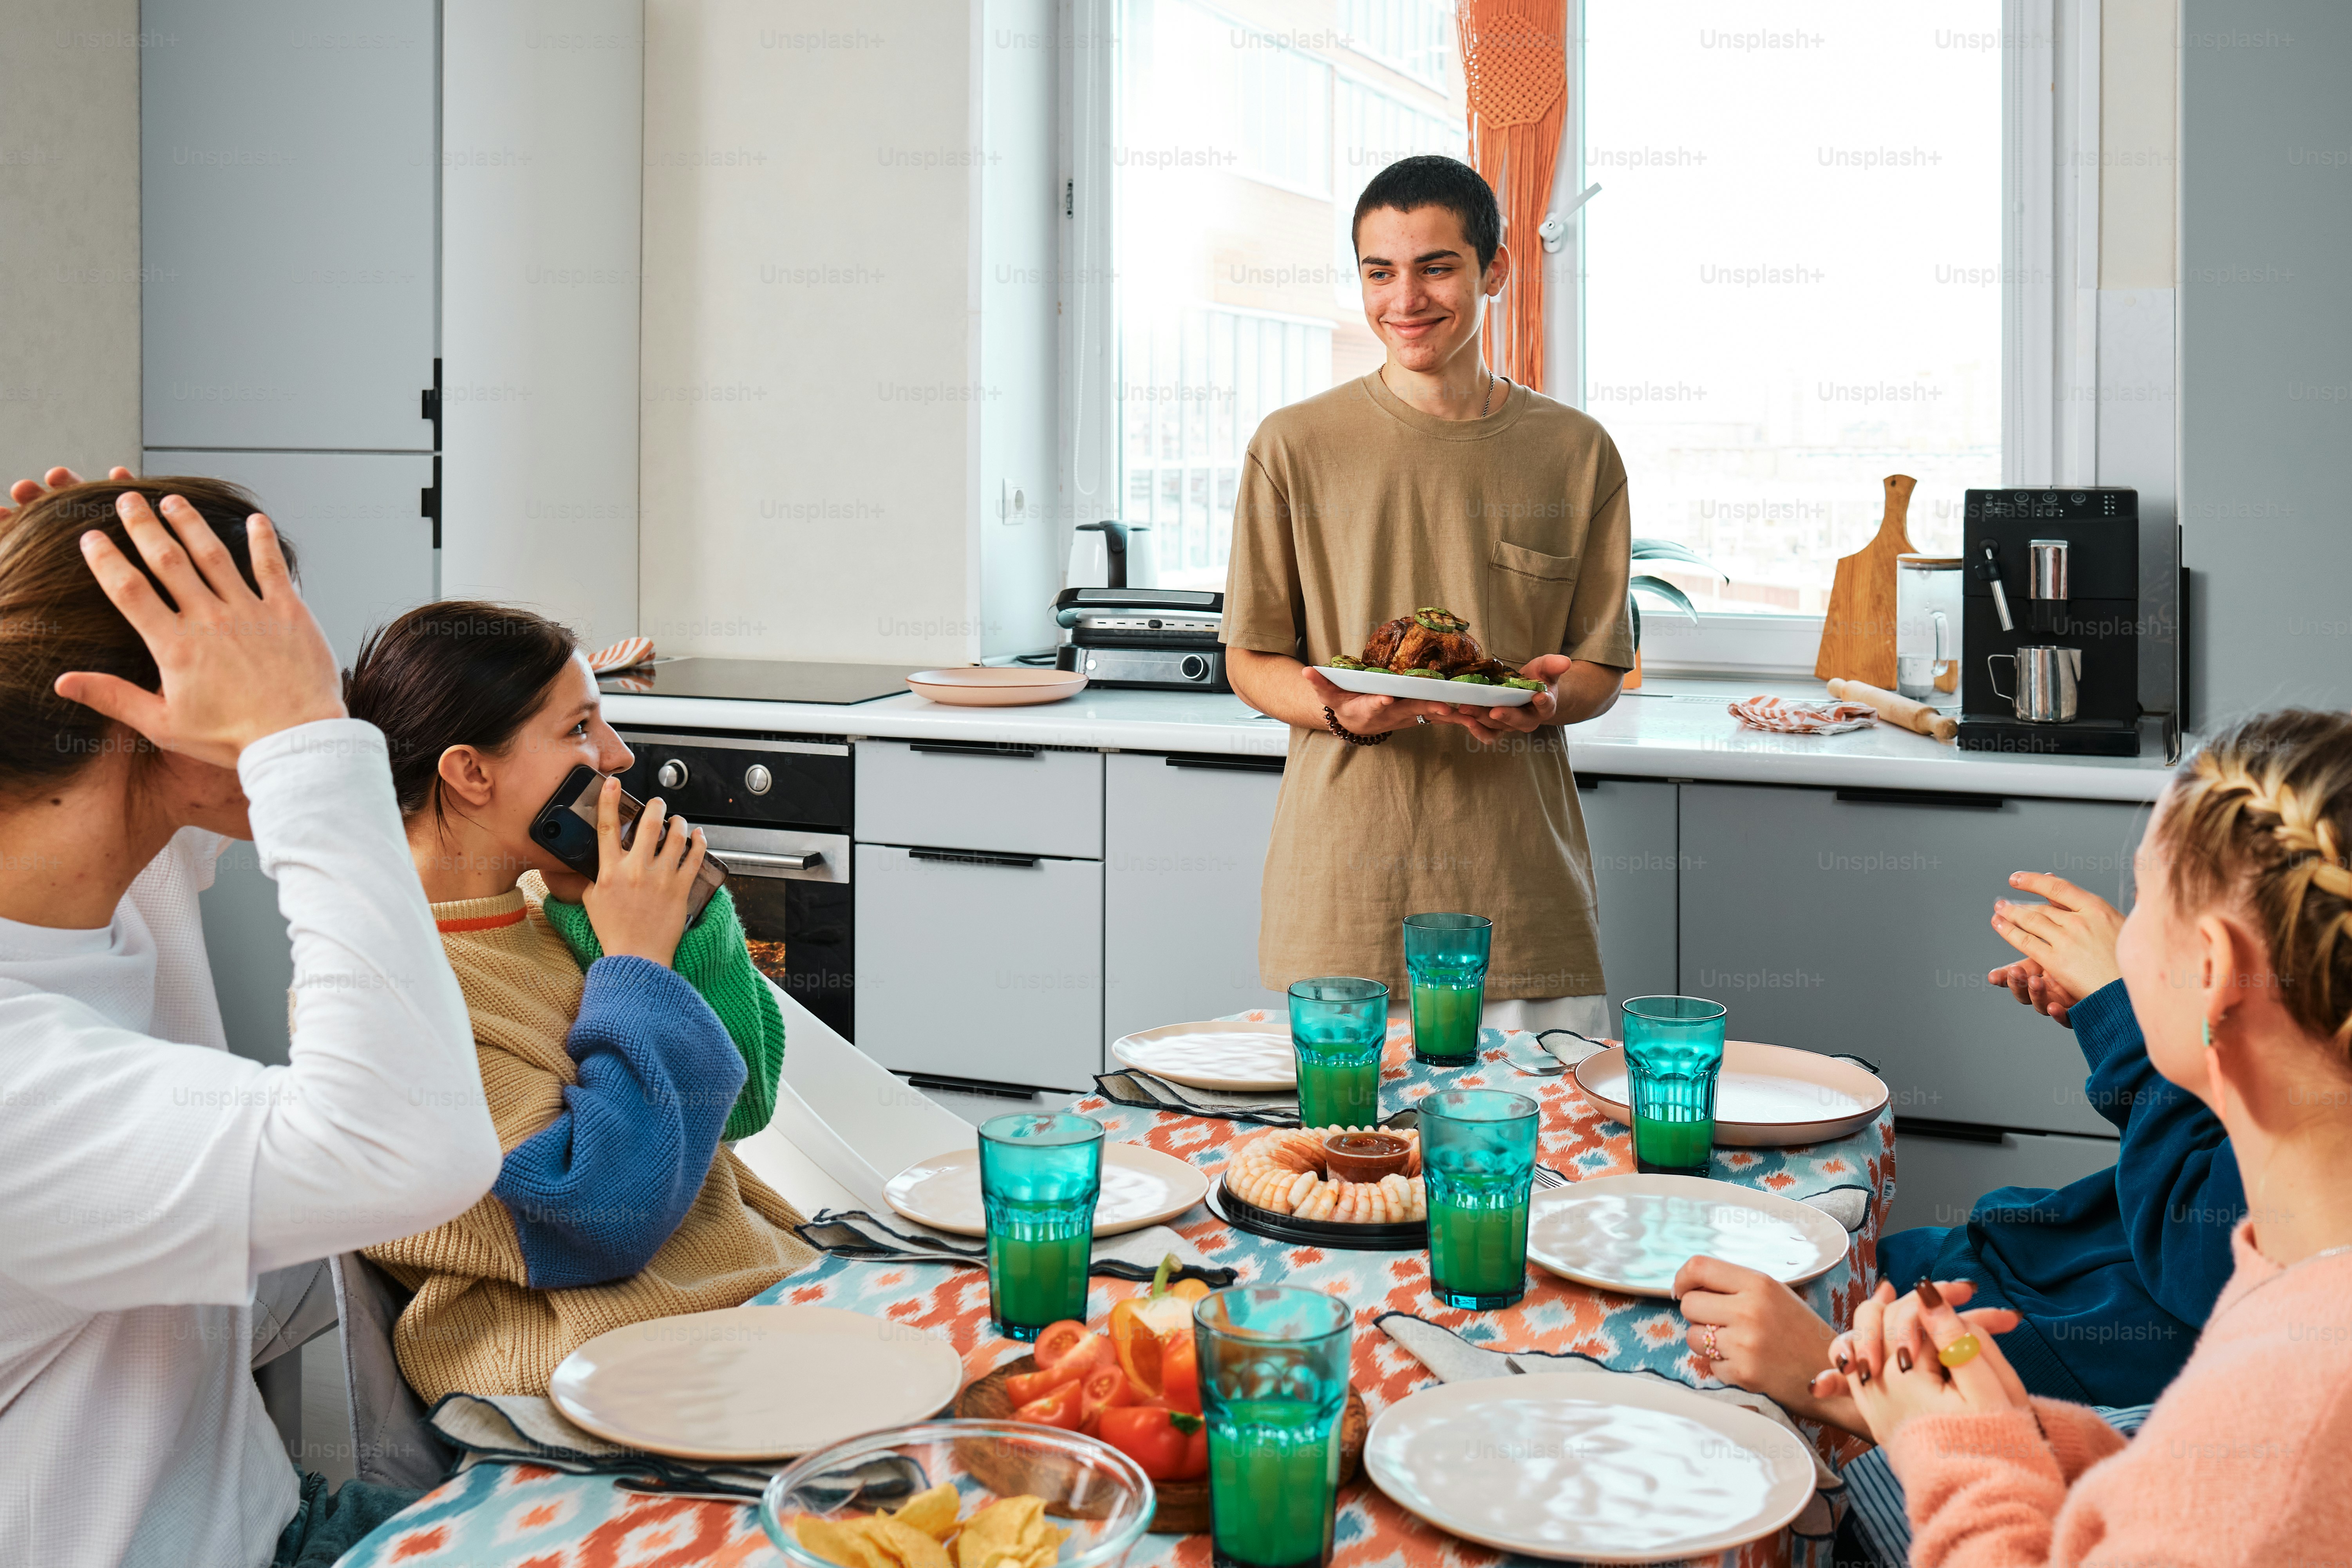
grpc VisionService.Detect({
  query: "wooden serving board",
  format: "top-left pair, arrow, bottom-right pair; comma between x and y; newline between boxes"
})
956,1356 -> 1369,1536
1813,474 -> 1917,687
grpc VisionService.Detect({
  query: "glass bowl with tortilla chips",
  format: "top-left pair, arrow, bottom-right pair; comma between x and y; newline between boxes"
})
759,1418 -> 1157,1568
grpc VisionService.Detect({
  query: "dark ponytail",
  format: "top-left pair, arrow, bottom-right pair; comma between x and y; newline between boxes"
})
342,600 -> 578,822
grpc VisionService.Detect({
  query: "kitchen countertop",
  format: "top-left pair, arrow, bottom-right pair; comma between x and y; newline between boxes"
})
602,676 -> 2177,803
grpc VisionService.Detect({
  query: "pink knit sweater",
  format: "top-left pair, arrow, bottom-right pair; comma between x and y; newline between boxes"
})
1888,1223 -> 2352,1568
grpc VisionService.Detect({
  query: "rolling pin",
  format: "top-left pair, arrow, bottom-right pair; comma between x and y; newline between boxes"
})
1828,678 -> 1959,743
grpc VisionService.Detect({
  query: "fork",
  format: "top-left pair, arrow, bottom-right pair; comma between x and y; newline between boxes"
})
1531,1163 -> 1568,1190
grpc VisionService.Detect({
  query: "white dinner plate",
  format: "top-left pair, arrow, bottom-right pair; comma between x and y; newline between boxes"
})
548,1305 -> 963,1461
1525,1174 -> 1849,1298
882,1142 -> 1209,1238
1573,1041 -> 1889,1147
1363,1372 -> 1817,1562
1111,1020 -> 1296,1091
1313,665 -> 1539,705
905,667 -> 1087,706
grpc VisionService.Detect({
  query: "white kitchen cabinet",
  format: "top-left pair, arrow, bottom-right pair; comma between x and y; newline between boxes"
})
1882,1128 -> 2121,1239
145,449 -> 436,666
853,844 -> 1105,1092
1678,784 -> 2144,1137
1578,777 -> 1679,1018
857,740 -> 1104,859
1103,752 -> 1286,1042
141,0 -> 437,452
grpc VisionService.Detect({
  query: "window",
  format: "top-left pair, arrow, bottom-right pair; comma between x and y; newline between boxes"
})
1114,0 -> 1466,588
1578,2 -> 2005,619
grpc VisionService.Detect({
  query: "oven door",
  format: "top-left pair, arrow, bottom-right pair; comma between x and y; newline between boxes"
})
702,825 -> 855,1044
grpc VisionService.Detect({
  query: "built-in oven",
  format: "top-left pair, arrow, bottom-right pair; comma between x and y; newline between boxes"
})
612,729 -> 856,1042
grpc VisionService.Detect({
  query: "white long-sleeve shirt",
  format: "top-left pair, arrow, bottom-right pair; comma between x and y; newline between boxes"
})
0,720 -> 501,1568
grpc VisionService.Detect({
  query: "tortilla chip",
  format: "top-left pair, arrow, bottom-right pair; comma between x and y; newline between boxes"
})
869,1516 -> 957,1568
794,1517 -> 894,1568
955,1497 -> 1048,1568
888,1484 -> 962,1543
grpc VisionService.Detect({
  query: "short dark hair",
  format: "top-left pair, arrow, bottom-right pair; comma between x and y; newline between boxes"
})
342,600 -> 579,822
1350,155 -> 1502,273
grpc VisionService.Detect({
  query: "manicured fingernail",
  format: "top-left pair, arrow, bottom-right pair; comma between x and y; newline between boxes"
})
1896,1348 -> 1913,1373
1856,1365 -> 1871,1385
1834,1353 -> 1849,1374
1916,1280 -> 1945,1309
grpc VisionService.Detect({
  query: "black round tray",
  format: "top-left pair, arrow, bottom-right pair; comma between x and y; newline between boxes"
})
1207,1175 -> 1427,1251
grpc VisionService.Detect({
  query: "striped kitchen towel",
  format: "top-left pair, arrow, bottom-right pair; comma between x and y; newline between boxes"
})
1729,695 -> 1879,735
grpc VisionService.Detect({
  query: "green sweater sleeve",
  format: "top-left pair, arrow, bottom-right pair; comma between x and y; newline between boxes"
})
541,884 -> 785,1141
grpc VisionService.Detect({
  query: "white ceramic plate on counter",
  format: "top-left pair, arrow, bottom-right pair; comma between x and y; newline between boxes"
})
1571,1042 -> 1887,1147
549,1305 -> 963,1461
1111,1020 -> 1297,1091
883,1143 -> 1208,1238
1313,666 -> 1539,705
906,667 -> 1088,706
1363,1372 -> 1817,1562
1525,1174 -> 1848,1298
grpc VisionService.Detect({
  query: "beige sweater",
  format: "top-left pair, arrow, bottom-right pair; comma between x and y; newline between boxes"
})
365,882 -> 816,1401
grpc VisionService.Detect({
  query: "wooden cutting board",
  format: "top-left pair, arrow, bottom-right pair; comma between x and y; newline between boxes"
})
1813,474 -> 1918,687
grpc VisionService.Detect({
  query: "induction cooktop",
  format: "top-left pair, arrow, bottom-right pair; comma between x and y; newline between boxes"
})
596,658 -> 926,705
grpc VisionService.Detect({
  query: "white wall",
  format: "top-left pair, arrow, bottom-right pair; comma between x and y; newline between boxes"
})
441,0 -> 643,648
0,1 -> 141,477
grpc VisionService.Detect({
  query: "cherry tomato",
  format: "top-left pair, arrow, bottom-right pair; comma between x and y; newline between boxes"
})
1097,1406 -> 1206,1480
1003,1359 -> 1087,1407
1012,1379 -> 1083,1431
1030,1321 -> 1097,1370
1157,1331 -> 1201,1416
1075,1363 -> 1135,1435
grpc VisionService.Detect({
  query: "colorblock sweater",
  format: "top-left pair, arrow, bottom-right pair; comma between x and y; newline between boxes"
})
1888,1224 -> 2352,1568
365,883 -> 816,1402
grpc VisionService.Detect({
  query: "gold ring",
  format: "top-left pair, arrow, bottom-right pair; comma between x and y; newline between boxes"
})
1938,1334 -> 1981,1369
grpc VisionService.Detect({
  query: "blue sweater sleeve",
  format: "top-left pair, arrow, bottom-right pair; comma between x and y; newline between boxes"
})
2071,979 -> 2245,1326
491,955 -> 747,1289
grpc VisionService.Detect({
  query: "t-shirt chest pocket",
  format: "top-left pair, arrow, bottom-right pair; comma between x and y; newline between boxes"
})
1481,540 -> 1581,667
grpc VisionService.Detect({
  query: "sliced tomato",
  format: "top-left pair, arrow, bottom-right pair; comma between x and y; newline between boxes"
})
1012,1379 -> 1083,1431
1157,1330 -> 1200,1416
1075,1363 -> 1135,1435
1003,1358 -> 1087,1408
1031,1320 -> 1097,1370
1097,1405 -> 1205,1480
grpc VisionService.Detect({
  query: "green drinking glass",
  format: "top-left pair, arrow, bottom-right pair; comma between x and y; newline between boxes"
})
1621,995 -> 1728,1178
977,1112 -> 1103,1340
1419,1087 -> 1539,1310
1287,977 -> 1388,1129
1194,1286 -> 1354,1568
1403,913 -> 1492,1065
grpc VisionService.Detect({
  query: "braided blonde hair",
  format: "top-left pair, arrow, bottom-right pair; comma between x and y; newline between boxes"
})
2157,710 -> 2352,1050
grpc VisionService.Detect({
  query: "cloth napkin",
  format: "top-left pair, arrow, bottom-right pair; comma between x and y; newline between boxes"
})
1728,695 -> 1879,735
429,1391 -> 781,1501
1092,1068 -> 1300,1126
794,1210 -> 1236,1287
1374,1314 -> 1844,1549
585,635 -> 654,673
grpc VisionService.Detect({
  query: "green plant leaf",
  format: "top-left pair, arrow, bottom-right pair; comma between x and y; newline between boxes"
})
1629,538 -> 1726,577
1630,574 -> 1699,622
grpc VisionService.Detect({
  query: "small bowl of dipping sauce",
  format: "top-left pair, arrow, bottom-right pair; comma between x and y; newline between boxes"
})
1322,1131 -> 1412,1183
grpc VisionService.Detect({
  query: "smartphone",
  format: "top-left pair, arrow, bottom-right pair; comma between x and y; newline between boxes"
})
528,765 -> 727,923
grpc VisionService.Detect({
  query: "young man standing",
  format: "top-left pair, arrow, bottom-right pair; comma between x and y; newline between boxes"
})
1221,155 -> 1634,1036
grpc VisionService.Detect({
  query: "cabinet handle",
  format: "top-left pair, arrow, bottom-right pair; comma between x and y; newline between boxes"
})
1835,787 -> 2005,811
1894,1116 -> 2008,1145
909,741 -> 1040,760
908,847 -> 1042,869
722,848 -> 824,874
1165,753 -> 1284,774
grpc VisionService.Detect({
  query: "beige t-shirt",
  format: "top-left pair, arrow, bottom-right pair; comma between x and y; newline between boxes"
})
1222,372 -> 1635,999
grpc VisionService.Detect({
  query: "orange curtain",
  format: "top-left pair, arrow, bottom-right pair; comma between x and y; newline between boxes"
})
1456,0 -> 1567,392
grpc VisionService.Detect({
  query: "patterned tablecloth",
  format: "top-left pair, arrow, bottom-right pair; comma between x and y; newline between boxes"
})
339,1020 -> 1894,1568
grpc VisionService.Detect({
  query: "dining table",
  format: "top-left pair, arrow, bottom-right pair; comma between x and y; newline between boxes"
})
334,1016 -> 1895,1568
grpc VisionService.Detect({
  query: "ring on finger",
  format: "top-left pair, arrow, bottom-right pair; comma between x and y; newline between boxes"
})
1938,1333 -> 1982,1369
1699,1325 -> 1721,1358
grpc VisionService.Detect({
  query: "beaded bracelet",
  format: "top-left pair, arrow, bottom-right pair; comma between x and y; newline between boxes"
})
1323,705 -> 1391,746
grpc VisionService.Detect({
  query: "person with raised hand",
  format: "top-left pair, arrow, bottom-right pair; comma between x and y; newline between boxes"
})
0,475 -> 500,1567
1811,709 -> 2352,1568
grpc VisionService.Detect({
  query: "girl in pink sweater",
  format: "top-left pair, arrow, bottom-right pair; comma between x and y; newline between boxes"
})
1812,707 -> 2352,1568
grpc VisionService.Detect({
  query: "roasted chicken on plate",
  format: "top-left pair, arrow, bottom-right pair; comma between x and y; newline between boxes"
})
1328,607 -> 1545,690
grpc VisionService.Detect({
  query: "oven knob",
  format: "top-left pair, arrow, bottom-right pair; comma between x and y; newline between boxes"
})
1180,654 -> 1208,681
743,764 -> 773,796
656,759 -> 689,790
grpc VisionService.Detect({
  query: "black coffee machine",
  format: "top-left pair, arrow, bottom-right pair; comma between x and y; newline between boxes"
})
1956,487 -> 2140,757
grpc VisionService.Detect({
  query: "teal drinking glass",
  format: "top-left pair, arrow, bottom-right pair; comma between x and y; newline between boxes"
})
1621,996 -> 1728,1177
1419,1088 -> 1539,1310
1193,1287 -> 1354,1568
977,1112 -> 1103,1340
1402,913 -> 1492,1065
1287,977 -> 1388,1129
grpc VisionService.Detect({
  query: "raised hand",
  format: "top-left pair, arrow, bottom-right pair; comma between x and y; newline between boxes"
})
52,491 -> 345,768
2,465 -> 136,521
577,777 -> 707,967
1990,871 -> 2124,1010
